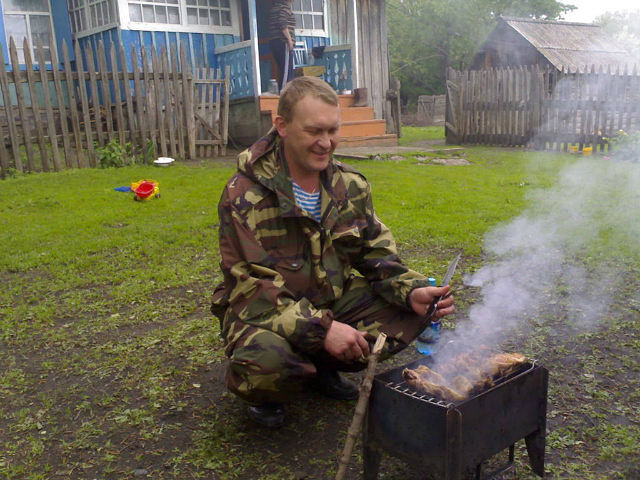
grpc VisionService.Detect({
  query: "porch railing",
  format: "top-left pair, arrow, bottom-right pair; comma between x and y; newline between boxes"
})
319,44 -> 352,94
215,40 -> 254,100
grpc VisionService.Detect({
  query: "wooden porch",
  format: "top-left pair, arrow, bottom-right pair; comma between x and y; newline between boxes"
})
258,94 -> 397,147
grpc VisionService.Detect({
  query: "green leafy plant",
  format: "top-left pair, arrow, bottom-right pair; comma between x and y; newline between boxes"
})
95,140 -> 134,168
605,129 -> 640,160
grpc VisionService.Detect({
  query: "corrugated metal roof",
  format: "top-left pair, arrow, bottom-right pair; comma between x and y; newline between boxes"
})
501,16 -> 631,72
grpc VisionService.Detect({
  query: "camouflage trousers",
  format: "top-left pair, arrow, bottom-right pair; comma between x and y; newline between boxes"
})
225,276 -> 429,403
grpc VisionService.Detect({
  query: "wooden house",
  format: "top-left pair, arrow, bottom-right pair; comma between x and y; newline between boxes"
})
1,0 -> 396,148
472,16 -> 631,73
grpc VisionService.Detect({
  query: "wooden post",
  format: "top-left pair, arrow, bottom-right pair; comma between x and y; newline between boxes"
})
36,39 -> 62,171
180,45 -> 196,159
61,40 -> 83,168
75,40 -> 96,167
0,42 -> 23,171
335,333 -> 387,480
9,37 -> 35,172
49,36 -> 74,168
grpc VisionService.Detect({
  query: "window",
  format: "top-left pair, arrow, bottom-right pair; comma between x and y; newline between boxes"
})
185,0 -> 231,27
292,0 -> 325,34
67,0 -> 117,34
128,0 -> 180,25
3,0 -> 54,63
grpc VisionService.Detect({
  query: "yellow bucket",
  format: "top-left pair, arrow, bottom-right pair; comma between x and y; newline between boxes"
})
582,147 -> 593,156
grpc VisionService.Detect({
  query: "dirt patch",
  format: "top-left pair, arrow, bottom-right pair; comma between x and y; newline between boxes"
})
416,156 -> 471,166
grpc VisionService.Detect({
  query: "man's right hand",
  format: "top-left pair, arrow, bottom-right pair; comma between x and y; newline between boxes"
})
323,321 -> 370,362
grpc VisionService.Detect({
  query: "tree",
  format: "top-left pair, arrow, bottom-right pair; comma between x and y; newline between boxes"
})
596,10 -> 640,62
387,0 -> 576,106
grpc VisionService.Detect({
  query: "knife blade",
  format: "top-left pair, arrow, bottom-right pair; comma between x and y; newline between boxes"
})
424,253 -> 461,320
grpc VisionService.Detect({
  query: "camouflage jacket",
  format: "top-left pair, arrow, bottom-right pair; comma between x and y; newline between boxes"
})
212,130 -> 429,355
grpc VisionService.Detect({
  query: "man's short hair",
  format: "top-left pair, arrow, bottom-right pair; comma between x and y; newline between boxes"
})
277,77 -> 339,122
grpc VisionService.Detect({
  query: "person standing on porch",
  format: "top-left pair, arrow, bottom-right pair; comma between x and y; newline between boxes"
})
268,0 -> 296,92
211,77 -> 455,427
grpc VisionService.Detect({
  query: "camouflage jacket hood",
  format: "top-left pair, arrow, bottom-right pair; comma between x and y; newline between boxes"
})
213,129 -> 428,356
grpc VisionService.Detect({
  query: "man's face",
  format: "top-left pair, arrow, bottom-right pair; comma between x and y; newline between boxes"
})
275,95 -> 341,179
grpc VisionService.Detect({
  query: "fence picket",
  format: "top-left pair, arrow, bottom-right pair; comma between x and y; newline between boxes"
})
0,45 -> 23,171
75,40 -> 96,167
85,47 -> 105,148
49,36 -> 74,168
97,43 -> 114,143
170,44 -> 185,159
61,40 -> 83,167
161,48 -> 177,159
9,38 -> 36,171
151,48 -> 167,157
118,43 -> 136,150
35,40 -> 61,171
109,44 -> 126,148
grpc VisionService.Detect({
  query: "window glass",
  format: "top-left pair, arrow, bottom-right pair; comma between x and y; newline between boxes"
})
168,7 -> 180,24
4,0 -> 49,12
142,4 -> 154,22
129,4 -> 143,22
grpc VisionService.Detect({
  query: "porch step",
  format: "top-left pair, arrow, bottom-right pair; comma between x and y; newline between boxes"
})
340,119 -> 387,138
337,134 -> 398,148
341,106 -> 375,122
257,94 -> 396,148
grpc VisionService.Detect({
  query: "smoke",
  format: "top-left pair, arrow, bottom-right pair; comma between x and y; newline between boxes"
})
435,138 -> 640,363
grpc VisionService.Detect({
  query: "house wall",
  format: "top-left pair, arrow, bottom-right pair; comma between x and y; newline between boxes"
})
1,0 -> 75,66
329,0 -> 390,126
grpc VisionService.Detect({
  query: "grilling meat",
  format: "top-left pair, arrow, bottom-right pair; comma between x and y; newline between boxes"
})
402,351 -> 528,402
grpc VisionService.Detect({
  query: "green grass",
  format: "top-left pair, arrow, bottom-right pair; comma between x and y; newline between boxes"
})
1,144 -> 639,479
398,125 -> 445,145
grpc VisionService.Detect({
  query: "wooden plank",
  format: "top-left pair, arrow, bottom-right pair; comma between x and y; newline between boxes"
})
118,43 -> 136,149
161,48 -> 178,159
0,124 -> 9,176
131,45 -> 148,152
85,46 -> 105,148
36,39 -> 62,171
151,47 -> 167,157
97,42 -> 114,143
170,44 -> 185,160
22,38 -> 51,172
214,68 -> 222,156
0,43 -> 23,171
75,40 -> 96,167
49,36 -> 74,168
62,40 -> 84,167
109,43 -> 126,148
181,45 -> 196,159
221,64 -> 230,155
142,47 -> 157,150
9,38 -> 35,172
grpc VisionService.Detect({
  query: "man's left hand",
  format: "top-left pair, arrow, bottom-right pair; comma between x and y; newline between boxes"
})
408,286 -> 455,318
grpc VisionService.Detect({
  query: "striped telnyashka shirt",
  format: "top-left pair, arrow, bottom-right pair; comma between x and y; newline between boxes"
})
292,180 -> 321,222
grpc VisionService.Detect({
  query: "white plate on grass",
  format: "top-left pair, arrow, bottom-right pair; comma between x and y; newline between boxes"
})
154,157 -> 175,166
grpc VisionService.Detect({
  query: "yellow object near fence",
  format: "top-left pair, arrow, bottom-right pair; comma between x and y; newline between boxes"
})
582,147 -> 593,156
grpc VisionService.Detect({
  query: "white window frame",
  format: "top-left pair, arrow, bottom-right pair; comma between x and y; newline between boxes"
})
3,0 -> 56,63
119,0 -> 240,36
67,0 -> 119,38
292,0 -> 327,38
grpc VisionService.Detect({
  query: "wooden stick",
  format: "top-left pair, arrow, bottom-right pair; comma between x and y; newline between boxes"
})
335,333 -> 387,480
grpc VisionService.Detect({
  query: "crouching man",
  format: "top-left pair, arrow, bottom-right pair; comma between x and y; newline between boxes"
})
212,77 -> 454,427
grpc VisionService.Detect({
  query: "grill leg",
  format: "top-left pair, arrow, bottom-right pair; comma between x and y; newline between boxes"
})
475,445 -> 515,480
363,443 -> 382,480
525,429 -> 546,477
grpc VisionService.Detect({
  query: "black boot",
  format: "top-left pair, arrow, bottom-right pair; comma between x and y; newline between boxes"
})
246,403 -> 285,428
313,368 -> 359,401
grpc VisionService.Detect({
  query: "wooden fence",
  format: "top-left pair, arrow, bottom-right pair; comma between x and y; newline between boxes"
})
446,65 -> 640,152
0,37 -> 229,177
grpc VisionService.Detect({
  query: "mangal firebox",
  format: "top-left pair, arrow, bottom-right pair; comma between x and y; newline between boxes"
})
363,356 -> 549,480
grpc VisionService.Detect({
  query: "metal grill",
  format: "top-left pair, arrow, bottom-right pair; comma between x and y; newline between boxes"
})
363,357 -> 548,480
